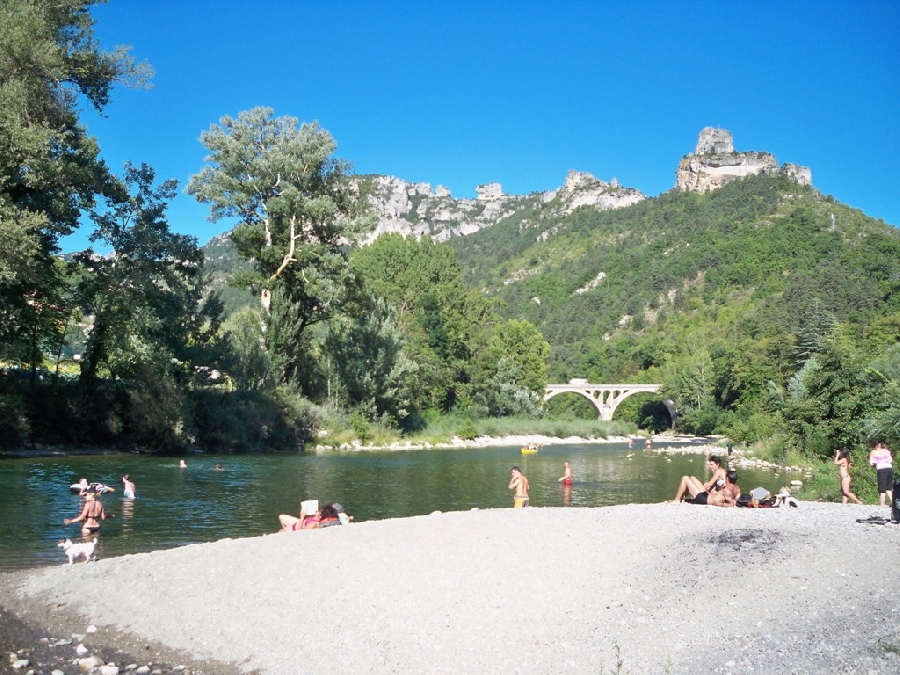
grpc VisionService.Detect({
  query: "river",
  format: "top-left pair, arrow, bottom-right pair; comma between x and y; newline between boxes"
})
0,441 -> 779,571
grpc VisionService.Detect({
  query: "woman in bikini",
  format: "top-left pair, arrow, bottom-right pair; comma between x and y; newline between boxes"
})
834,448 -> 863,504
65,491 -> 109,534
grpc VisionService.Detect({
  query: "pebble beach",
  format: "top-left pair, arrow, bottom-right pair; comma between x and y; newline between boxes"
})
2,501 -> 899,674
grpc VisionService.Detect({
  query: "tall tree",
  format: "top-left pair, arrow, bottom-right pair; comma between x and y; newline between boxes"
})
187,107 -> 373,385
76,162 -> 205,392
0,0 -> 152,366
351,234 -> 496,412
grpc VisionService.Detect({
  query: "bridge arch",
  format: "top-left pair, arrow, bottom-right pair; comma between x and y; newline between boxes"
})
544,381 -> 676,427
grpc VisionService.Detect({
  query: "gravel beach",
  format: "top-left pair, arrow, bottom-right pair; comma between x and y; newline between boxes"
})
3,502 -> 899,675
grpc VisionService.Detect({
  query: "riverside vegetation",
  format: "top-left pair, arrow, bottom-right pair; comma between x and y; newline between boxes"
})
2,2 -> 900,505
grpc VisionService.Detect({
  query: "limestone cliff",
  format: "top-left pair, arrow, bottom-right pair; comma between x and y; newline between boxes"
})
675,127 -> 812,193
363,171 -> 645,243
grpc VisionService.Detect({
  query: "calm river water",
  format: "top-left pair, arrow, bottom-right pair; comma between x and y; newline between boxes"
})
0,442 -> 777,571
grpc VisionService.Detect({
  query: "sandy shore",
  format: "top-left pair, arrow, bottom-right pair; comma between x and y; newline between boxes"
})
3,502 -> 899,674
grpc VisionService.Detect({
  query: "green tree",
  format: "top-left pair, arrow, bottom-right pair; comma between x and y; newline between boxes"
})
218,306 -> 272,391
324,297 -> 418,423
782,328 -> 867,457
474,318 -> 550,393
351,234 -> 494,412
187,107 -> 374,387
76,162 -> 205,393
0,0 -> 151,367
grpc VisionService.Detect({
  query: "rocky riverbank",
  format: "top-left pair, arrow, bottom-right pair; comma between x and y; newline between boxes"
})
3,502 -> 899,674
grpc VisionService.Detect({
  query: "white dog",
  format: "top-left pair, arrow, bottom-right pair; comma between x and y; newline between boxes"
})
58,538 -> 97,564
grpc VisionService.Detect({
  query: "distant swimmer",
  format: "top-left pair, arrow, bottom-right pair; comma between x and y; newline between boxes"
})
122,474 -> 136,499
509,466 -> 530,508
179,460 -> 187,469
558,461 -> 573,486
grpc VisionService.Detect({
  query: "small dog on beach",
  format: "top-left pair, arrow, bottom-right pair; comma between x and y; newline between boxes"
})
774,486 -> 799,508
58,538 -> 97,564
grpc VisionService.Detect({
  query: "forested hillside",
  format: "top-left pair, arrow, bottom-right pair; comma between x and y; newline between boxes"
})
450,174 -> 900,447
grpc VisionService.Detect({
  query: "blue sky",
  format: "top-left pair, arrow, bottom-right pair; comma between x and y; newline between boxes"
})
65,0 -> 899,251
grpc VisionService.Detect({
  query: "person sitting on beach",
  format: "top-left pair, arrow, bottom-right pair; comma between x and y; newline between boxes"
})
706,470 -> 740,507
279,506 -> 315,532
670,455 -> 728,504
64,491 -> 110,534
311,505 -> 342,528
558,461 -> 573,486
509,466 -> 530,508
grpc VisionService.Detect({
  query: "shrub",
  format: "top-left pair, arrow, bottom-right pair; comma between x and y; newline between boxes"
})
458,418 -> 478,440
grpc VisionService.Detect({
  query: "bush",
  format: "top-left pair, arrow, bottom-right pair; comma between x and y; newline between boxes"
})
458,418 -> 478,440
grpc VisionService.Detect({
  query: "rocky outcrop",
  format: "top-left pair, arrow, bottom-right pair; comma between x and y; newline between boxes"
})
675,127 -> 812,193
545,171 -> 645,215
363,171 -> 645,243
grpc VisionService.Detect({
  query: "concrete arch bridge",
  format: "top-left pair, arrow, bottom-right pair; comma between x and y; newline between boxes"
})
544,380 -> 676,426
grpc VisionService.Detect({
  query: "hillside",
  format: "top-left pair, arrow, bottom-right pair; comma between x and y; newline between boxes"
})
198,127 -> 900,438
449,173 -> 900,380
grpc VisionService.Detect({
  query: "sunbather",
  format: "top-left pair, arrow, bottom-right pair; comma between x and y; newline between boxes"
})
669,455 -> 727,504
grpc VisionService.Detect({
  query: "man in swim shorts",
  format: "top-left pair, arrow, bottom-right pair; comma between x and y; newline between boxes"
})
670,455 -> 728,504
705,470 -> 739,507
509,466 -> 530,508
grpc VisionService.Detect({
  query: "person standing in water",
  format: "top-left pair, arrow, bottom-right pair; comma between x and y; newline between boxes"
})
65,491 -> 109,534
122,474 -> 136,500
558,461 -> 573,486
509,466 -> 530,508
834,448 -> 863,504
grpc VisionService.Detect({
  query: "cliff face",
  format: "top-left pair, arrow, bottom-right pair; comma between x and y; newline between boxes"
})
675,127 -> 812,193
363,171 -> 645,243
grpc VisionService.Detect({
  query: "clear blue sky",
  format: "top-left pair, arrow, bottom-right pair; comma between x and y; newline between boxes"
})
64,0 -> 899,251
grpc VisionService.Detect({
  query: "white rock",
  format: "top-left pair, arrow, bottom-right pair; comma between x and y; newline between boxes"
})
75,643 -> 88,656
99,665 -> 120,675
86,624 -> 97,633
11,660 -> 29,670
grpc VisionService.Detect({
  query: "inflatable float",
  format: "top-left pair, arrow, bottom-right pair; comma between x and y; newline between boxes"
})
69,482 -> 115,494
521,442 -> 541,455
